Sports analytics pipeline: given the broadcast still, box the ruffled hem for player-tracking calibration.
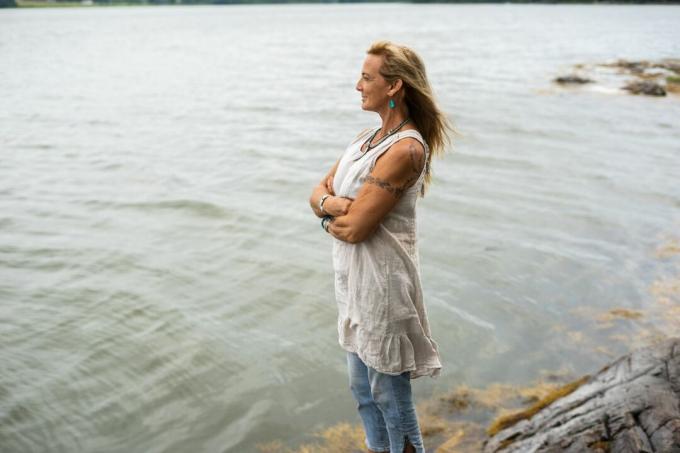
[338,316,442,380]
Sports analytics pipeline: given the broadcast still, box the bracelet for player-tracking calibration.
[321,215,333,233]
[319,194,331,214]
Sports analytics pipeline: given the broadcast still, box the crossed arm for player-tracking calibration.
[309,158,341,218]
[309,138,426,244]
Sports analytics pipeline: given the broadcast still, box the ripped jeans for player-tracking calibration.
[346,351,425,453]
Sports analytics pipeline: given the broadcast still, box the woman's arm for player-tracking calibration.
[327,138,425,243]
[311,128,378,218]
[309,159,340,218]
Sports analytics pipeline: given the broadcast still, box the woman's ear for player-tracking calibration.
[388,79,403,96]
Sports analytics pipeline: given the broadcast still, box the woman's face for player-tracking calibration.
[356,54,392,112]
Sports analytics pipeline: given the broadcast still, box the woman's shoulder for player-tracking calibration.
[394,128,428,150]
[397,126,423,137]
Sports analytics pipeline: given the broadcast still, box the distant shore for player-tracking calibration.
[5,0,680,9]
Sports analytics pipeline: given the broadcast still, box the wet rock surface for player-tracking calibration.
[623,80,667,96]
[554,75,594,84]
[483,337,680,453]
[553,58,680,97]
[602,58,680,75]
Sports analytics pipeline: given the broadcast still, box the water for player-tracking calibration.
[1,3,680,452]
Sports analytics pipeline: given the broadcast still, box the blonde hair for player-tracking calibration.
[367,40,456,196]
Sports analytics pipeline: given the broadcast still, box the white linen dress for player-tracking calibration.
[331,127,442,379]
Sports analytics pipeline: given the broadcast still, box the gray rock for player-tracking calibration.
[554,75,594,85]
[657,59,680,75]
[623,80,667,97]
[483,337,680,452]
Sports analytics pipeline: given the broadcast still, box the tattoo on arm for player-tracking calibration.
[363,174,420,199]
[363,175,405,198]
[363,143,425,199]
[408,143,425,174]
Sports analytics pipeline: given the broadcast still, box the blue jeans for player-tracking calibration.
[346,351,425,453]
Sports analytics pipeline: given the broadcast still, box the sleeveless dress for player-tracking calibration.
[332,127,442,380]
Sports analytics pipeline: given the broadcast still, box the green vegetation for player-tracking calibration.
[1,0,17,7]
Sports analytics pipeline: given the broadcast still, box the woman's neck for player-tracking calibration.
[377,106,409,139]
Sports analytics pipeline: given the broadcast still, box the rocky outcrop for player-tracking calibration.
[554,75,594,85]
[483,337,680,452]
[554,58,680,97]
[623,80,667,97]
[602,58,680,76]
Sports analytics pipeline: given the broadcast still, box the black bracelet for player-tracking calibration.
[321,215,333,232]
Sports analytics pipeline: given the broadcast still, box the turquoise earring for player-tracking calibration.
[389,99,396,109]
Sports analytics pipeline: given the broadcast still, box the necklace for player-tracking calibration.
[360,117,411,155]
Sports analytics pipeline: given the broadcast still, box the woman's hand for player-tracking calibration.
[323,196,353,217]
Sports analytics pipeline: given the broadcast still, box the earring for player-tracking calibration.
[389,99,396,109]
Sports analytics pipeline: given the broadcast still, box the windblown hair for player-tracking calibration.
[366,40,456,196]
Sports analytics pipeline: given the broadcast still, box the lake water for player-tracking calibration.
[1,3,680,452]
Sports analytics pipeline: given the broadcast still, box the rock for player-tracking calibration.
[602,59,653,75]
[483,337,680,452]
[619,60,649,74]
[622,80,666,97]
[667,76,680,94]
[554,75,594,85]
[658,58,680,75]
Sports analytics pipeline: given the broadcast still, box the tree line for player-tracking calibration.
[3,0,680,7]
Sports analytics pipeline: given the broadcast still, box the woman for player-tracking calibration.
[309,40,453,453]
